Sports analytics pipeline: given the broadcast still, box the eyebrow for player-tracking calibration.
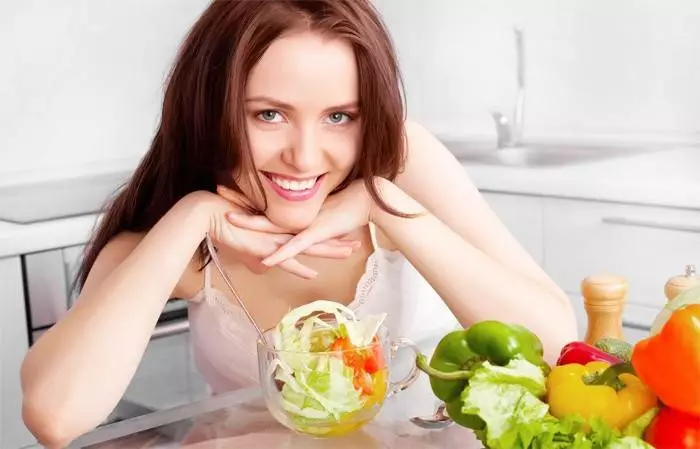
[246,96,359,112]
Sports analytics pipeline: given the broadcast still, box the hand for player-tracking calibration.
[226,180,374,268]
[212,186,361,279]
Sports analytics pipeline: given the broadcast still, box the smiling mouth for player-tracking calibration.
[261,172,323,192]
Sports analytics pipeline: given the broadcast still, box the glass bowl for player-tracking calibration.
[257,321,419,438]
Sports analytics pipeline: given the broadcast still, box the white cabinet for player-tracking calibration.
[622,323,651,346]
[543,197,700,314]
[0,257,35,449]
[1,245,85,448]
[481,192,544,266]
[25,249,70,330]
[23,245,86,345]
[479,190,699,334]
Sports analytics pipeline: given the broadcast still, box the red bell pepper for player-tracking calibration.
[556,341,622,366]
[644,406,700,448]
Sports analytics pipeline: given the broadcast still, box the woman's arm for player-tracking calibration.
[381,121,577,362]
[21,188,354,448]
[20,192,217,448]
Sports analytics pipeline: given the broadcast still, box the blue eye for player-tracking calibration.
[326,112,351,124]
[257,110,283,123]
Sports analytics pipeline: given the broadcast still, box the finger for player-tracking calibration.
[226,212,289,234]
[324,238,362,248]
[302,243,354,259]
[271,234,293,245]
[265,233,357,250]
[269,233,359,249]
[262,230,326,267]
[278,258,317,280]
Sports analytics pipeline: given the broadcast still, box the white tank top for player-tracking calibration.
[186,224,460,394]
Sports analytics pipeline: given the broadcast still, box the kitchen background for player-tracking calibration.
[1,1,699,448]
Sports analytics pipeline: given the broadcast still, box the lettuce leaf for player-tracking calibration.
[493,414,654,449]
[622,408,658,439]
[459,358,548,448]
[468,358,547,398]
[457,357,655,449]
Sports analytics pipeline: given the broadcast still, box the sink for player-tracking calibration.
[441,139,668,168]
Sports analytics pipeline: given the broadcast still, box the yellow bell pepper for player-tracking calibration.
[546,361,657,430]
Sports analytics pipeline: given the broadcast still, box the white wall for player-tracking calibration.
[0,0,211,177]
[375,0,700,144]
[2,0,698,178]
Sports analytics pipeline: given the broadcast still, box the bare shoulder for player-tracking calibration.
[374,120,447,251]
[403,119,432,142]
[80,232,201,301]
[402,119,444,157]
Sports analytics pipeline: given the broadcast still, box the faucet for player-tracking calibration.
[491,26,525,149]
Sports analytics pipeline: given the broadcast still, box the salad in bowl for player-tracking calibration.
[256,300,419,437]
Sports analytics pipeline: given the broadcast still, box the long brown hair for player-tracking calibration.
[77,0,408,289]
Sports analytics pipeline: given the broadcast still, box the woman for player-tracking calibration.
[20,0,577,446]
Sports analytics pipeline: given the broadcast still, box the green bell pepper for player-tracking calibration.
[416,320,550,429]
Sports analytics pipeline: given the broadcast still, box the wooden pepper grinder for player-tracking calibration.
[581,274,628,344]
[664,264,699,302]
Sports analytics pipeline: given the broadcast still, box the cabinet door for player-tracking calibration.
[24,249,69,330]
[543,197,700,315]
[0,257,36,448]
[623,322,651,346]
[481,192,544,266]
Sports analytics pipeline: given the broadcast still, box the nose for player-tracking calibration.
[281,125,323,172]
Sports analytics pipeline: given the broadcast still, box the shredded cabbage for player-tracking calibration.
[267,300,387,427]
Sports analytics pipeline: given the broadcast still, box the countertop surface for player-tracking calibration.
[0,213,101,258]
[1,144,698,259]
[462,144,700,209]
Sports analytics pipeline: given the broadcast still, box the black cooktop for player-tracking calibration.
[0,170,133,224]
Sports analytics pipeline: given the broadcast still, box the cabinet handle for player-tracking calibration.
[602,216,700,234]
[622,320,651,332]
[151,318,190,340]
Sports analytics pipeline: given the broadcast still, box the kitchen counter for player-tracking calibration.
[0,213,99,258]
[0,157,136,258]
[460,145,700,210]
[0,144,698,258]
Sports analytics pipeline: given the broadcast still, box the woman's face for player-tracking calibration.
[239,30,361,232]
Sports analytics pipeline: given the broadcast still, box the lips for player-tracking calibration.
[261,171,325,202]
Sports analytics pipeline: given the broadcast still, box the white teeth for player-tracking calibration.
[270,176,317,191]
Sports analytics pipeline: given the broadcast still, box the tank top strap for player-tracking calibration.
[368,222,380,252]
[204,262,212,290]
